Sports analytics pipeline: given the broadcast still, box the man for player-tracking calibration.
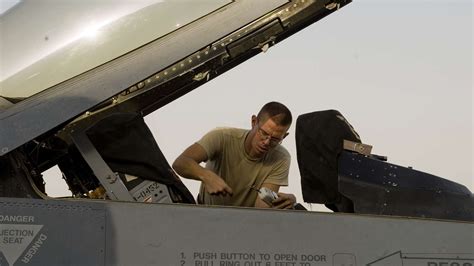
[172,101,296,209]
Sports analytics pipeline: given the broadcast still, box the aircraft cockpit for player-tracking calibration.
[0,0,472,223]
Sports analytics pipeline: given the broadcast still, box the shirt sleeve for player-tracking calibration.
[196,128,225,161]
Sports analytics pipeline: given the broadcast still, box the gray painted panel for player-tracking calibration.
[0,198,474,266]
[1,197,471,266]
[0,198,105,266]
[105,202,474,266]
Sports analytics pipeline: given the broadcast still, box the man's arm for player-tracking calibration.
[172,143,233,196]
[254,183,296,209]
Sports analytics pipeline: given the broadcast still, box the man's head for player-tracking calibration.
[246,102,292,158]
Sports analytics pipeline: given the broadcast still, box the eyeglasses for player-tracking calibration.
[257,126,288,146]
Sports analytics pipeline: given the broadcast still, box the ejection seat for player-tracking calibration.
[295,110,473,221]
[59,112,195,204]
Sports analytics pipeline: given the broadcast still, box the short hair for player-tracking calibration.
[257,101,292,126]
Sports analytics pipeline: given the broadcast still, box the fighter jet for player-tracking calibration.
[0,1,472,265]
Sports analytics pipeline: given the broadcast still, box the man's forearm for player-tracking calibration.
[172,155,208,182]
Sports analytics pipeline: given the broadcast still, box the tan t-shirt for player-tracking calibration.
[197,127,290,207]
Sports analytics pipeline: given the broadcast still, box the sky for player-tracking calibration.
[6,0,472,212]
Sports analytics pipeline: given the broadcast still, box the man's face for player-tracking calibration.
[249,115,289,158]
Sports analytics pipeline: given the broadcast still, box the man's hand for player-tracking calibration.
[202,170,233,196]
[254,183,295,209]
[173,143,232,197]
[272,192,296,209]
